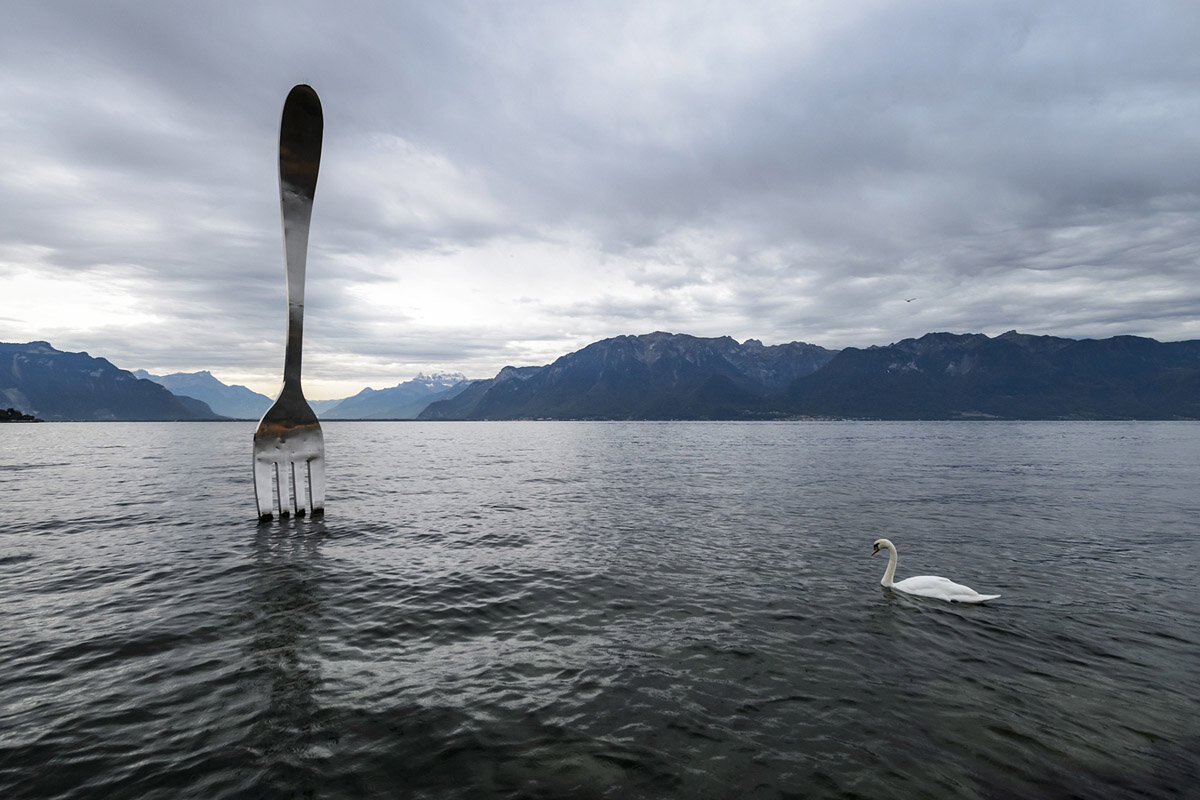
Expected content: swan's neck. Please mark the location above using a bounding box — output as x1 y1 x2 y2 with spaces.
881 546 897 587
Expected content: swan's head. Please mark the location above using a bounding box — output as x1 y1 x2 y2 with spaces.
871 538 894 555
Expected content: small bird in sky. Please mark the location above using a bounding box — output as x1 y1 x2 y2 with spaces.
904 297 917 303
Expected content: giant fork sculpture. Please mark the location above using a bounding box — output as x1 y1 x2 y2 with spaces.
252 84 326 521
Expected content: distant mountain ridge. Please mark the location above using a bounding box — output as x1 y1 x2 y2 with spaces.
324 373 469 419
133 369 272 420
783 330 1200 419
8 331 1200 422
420 332 837 420
422 330 1200 420
134 368 471 420
1 342 224 421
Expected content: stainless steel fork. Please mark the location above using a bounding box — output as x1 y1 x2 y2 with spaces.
253 84 325 521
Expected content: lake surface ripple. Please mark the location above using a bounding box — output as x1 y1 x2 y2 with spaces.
2 421 1198 798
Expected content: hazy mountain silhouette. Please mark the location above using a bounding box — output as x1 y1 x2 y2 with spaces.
420 332 837 420
324 373 470 419
2 342 224 421
133 369 272 419
10 330 1200 422
782 331 1200 419
421 330 1200 420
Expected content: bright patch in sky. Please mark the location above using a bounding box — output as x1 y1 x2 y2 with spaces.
4 259 159 334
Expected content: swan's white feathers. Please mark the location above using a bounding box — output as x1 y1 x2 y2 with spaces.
872 538 1000 604
892 575 1001 603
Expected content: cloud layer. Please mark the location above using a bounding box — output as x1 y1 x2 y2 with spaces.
3 0 1198 398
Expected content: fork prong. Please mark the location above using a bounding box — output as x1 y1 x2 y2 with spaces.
253 420 324 520
283 455 297 520
308 456 325 516
254 451 325 520
253 456 277 521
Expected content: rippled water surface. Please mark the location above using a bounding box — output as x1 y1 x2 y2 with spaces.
2 421 1198 799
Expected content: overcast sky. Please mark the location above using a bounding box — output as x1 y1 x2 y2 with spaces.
4 1 1199 399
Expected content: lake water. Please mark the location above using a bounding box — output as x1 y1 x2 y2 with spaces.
1 421 1198 799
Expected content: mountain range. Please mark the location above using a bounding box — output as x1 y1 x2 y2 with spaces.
321 374 469 419
420 330 1200 420
129 368 469 420
131 369 273 420
420 332 836 419
781 330 1200 420
4 331 1199 421
2 341 222 421
0 341 472 421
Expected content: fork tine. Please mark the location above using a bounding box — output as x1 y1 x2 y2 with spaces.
253 455 277 521
286 460 301 516
307 456 325 516
253 439 324 520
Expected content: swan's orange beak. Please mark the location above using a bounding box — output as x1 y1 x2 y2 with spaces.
871 544 879 555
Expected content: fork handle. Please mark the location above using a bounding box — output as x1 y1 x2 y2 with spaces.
278 85 323 391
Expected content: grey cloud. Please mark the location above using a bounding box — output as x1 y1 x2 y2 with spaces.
3 0 1198 398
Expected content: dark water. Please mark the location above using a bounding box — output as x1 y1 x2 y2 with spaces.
2 421 1198 799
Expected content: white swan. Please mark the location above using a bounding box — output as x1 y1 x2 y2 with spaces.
871 538 1000 603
